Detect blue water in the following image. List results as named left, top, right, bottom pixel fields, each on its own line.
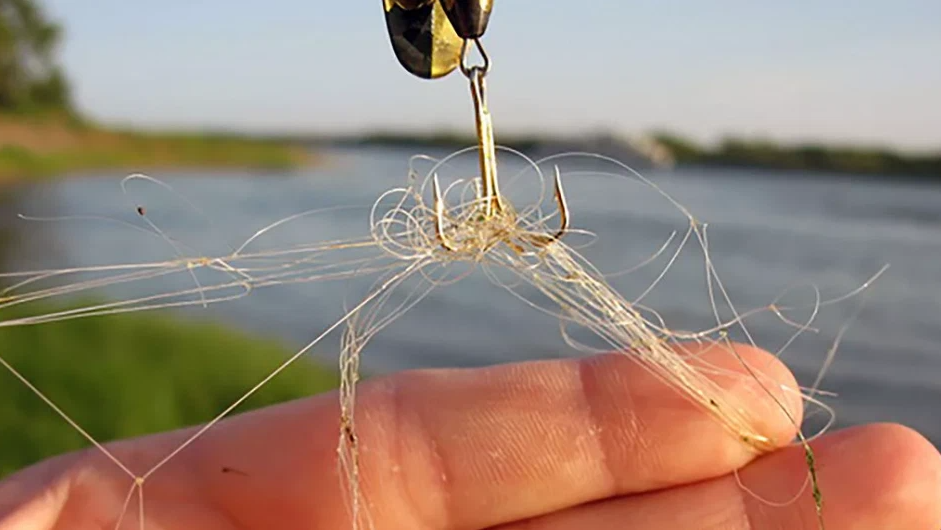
left=3, top=145, right=940, bottom=446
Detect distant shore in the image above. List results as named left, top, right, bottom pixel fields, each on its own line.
left=6, top=116, right=938, bottom=183
left=290, top=130, right=941, bottom=180
left=651, top=133, right=941, bottom=180
left=0, top=113, right=315, bottom=184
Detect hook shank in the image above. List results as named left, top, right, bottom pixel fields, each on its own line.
left=466, top=62, right=502, bottom=218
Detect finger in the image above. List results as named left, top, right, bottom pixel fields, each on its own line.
left=195, top=342, right=803, bottom=529
left=494, top=424, right=941, bottom=530
left=0, top=428, right=225, bottom=530
left=0, top=451, right=88, bottom=530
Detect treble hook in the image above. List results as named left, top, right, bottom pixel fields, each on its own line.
left=431, top=35, right=570, bottom=252
left=432, top=163, right=569, bottom=252
left=382, top=1, right=569, bottom=250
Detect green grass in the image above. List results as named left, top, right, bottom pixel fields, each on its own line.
left=0, top=301, right=339, bottom=478
left=0, top=114, right=313, bottom=183
left=0, top=140, right=305, bottom=178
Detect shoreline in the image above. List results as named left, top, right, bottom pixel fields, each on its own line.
left=302, top=131, right=941, bottom=181
left=0, top=114, right=316, bottom=185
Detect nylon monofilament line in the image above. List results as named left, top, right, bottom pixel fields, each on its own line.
left=1, top=149, right=887, bottom=530
left=0, top=35, right=897, bottom=530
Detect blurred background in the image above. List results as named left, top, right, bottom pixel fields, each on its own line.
left=1, top=0, right=939, bottom=476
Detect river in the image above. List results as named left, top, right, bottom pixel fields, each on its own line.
left=2, top=145, right=940, bottom=446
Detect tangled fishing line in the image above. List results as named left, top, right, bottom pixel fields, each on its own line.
left=0, top=147, right=886, bottom=530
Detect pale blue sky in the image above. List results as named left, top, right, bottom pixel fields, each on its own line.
left=43, top=1, right=941, bottom=150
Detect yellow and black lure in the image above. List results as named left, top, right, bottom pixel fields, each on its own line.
left=383, top=0, right=493, bottom=79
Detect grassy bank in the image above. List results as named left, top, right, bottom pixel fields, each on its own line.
left=0, top=301, right=339, bottom=477
left=0, top=113, right=312, bottom=184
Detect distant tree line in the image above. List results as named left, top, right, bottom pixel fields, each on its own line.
left=344, top=130, right=545, bottom=152
left=334, top=130, right=941, bottom=180
left=653, top=133, right=941, bottom=180
left=0, top=0, right=71, bottom=112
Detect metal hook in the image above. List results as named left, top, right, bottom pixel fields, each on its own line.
left=549, top=165, right=569, bottom=242
left=460, top=38, right=502, bottom=219
left=431, top=166, right=570, bottom=252
left=429, top=37, right=570, bottom=252
left=519, top=166, right=570, bottom=248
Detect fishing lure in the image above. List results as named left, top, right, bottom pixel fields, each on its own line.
left=384, top=0, right=492, bottom=79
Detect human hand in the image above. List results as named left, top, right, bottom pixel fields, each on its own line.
left=1, top=343, right=939, bottom=529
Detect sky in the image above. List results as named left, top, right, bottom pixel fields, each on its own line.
left=42, top=1, right=941, bottom=151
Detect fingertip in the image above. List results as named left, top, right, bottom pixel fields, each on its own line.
left=741, top=423, right=941, bottom=529
left=672, top=341, right=805, bottom=447
left=740, top=343, right=805, bottom=442
left=835, top=423, right=941, bottom=529
left=0, top=460, right=70, bottom=530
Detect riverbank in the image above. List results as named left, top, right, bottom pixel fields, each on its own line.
left=652, top=133, right=941, bottom=180
left=297, top=129, right=941, bottom=180
left=0, top=113, right=314, bottom=184
left=0, top=300, right=339, bottom=477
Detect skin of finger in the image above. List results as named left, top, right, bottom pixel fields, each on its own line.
left=0, top=342, right=801, bottom=530
left=0, top=455, right=70, bottom=530
left=491, top=424, right=941, bottom=530
left=0, top=427, right=243, bottom=530
left=192, top=342, right=802, bottom=530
